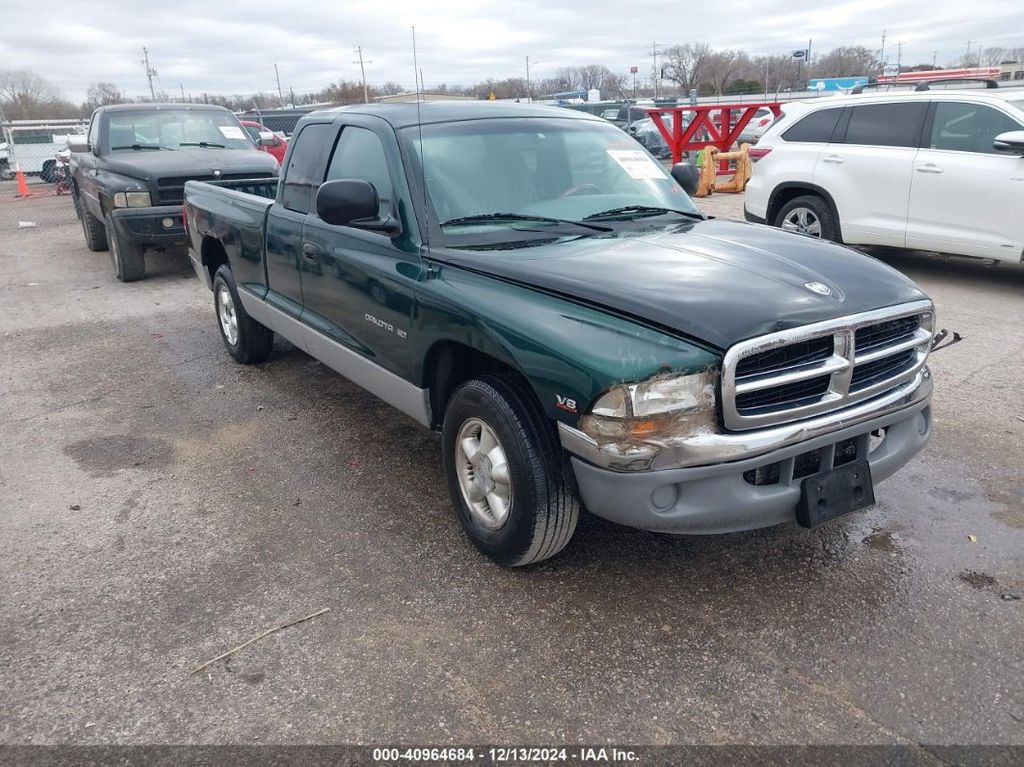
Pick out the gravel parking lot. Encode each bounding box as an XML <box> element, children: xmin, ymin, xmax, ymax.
<box><xmin>1</xmin><ymin>189</ymin><xmax>1022</xmax><ymax>747</ymax></box>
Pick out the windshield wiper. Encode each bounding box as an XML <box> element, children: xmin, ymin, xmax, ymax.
<box><xmin>110</xmin><ymin>143</ymin><xmax>173</xmax><ymax>151</ymax></box>
<box><xmin>583</xmin><ymin>205</ymin><xmax>704</xmax><ymax>222</ymax></box>
<box><xmin>440</xmin><ymin>212</ymin><xmax>611</xmax><ymax>233</ymax></box>
<box><xmin>179</xmin><ymin>141</ymin><xmax>228</xmax><ymax>148</ymax></box>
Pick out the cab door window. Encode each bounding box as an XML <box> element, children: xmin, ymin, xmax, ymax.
<box><xmin>325</xmin><ymin>126</ymin><xmax>393</xmax><ymax>212</ymax></box>
<box><xmin>929</xmin><ymin>102</ymin><xmax>1022</xmax><ymax>154</ymax></box>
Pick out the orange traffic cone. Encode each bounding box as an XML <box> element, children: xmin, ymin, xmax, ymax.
<box><xmin>15</xmin><ymin>165</ymin><xmax>31</xmax><ymax>198</ymax></box>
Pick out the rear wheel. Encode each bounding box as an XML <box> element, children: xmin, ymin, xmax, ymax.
<box><xmin>775</xmin><ymin>195</ymin><xmax>840</xmax><ymax>242</ymax></box>
<box><xmin>213</xmin><ymin>266</ymin><xmax>274</xmax><ymax>364</ymax></box>
<box><xmin>105</xmin><ymin>214</ymin><xmax>145</xmax><ymax>282</ymax></box>
<box><xmin>40</xmin><ymin>160</ymin><xmax>56</xmax><ymax>183</ymax></box>
<box><xmin>442</xmin><ymin>375</ymin><xmax>579</xmax><ymax>567</ymax></box>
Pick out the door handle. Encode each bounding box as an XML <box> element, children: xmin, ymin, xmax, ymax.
<box><xmin>301</xmin><ymin>242</ymin><xmax>321</xmax><ymax>261</ymax></box>
<box><xmin>916</xmin><ymin>164</ymin><xmax>943</xmax><ymax>174</ymax></box>
<box><xmin>821</xmin><ymin>155</ymin><xmax>844</xmax><ymax>164</ymax></box>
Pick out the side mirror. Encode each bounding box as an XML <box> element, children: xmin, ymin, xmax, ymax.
<box><xmin>671</xmin><ymin>162</ymin><xmax>699</xmax><ymax>196</ymax></box>
<box><xmin>993</xmin><ymin>130</ymin><xmax>1024</xmax><ymax>155</ymax></box>
<box><xmin>68</xmin><ymin>140</ymin><xmax>90</xmax><ymax>153</ymax></box>
<box><xmin>315</xmin><ymin>179</ymin><xmax>401</xmax><ymax>236</ymax></box>
<box><xmin>257</xmin><ymin>130</ymin><xmax>275</xmax><ymax>146</ymax></box>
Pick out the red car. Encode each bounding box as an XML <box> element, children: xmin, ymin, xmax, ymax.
<box><xmin>240</xmin><ymin>120</ymin><xmax>288</xmax><ymax>165</ymax></box>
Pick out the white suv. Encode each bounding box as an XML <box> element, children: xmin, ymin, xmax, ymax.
<box><xmin>744</xmin><ymin>88</ymin><xmax>1024</xmax><ymax>263</ymax></box>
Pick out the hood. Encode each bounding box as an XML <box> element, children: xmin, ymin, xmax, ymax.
<box><xmin>434</xmin><ymin>218</ymin><xmax>928</xmax><ymax>350</ymax></box>
<box><xmin>101</xmin><ymin>147</ymin><xmax>278</xmax><ymax>180</ymax></box>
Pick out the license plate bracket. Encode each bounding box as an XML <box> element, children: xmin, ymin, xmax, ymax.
<box><xmin>796</xmin><ymin>459</ymin><xmax>875</xmax><ymax>528</ymax></box>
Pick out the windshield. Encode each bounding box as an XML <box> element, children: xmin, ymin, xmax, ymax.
<box><xmin>106</xmin><ymin>109</ymin><xmax>253</xmax><ymax>151</ymax></box>
<box><xmin>401</xmin><ymin>117</ymin><xmax>699</xmax><ymax>243</ymax></box>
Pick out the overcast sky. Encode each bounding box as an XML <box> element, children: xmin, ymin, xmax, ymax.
<box><xmin>1</xmin><ymin>0</ymin><xmax>1021</xmax><ymax>102</ymax></box>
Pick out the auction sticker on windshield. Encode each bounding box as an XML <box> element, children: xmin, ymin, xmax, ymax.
<box><xmin>607</xmin><ymin>149</ymin><xmax>665</xmax><ymax>180</ymax></box>
<box><xmin>218</xmin><ymin>125</ymin><xmax>246</xmax><ymax>140</ymax></box>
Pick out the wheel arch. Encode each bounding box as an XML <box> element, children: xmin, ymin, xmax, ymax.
<box><xmin>200</xmin><ymin>235</ymin><xmax>229</xmax><ymax>289</ymax></box>
<box><xmin>767</xmin><ymin>182</ymin><xmax>844</xmax><ymax>243</ymax></box>
<box><xmin>422</xmin><ymin>339</ymin><xmax>543</xmax><ymax>431</ymax></box>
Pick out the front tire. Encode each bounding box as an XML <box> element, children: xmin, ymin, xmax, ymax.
<box><xmin>442</xmin><ymin>376</ymin><xmax>579</xmax><ymax>567</ymax></box>
<box><xmin>775</xmin><ymin>195</ymin><xmax>840</xmax><ymax>242</ymax></box>
<box><xmin>213</xmin><ymin>266</ymin><xmax>274</xmax><ymax>364</ymax></box>
<box><xmin>81</xmin><ymin>208</ymin><xmax>108</xmax><ymax>251</ymax></box>
<box><xmin>105</xmin><ymin>214</ymin><xmax>145</xmax><ymax>282</ymax></box>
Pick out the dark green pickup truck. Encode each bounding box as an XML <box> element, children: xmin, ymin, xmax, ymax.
<box><xmin>183</xmin><ymin>102</ymin><xmax>935</xmax><ymax>566</ymax></box>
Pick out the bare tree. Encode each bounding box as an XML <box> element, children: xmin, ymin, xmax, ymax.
<box><xmin>810</xmin><ymin>46</ymin><xmax>877</xmax><ymax>78</ymax></box>
<box><xmin>981</xmin><ymin>47</ymin><xmax>1008</xmax><ymax>66</ymax></box>
<box><xmin>701</xmin><ymin>50</ymin><xmax>749</xmax><ymax>95</ymax></box>
<box><xmin>0</xmin><ymin>69</ymin><xmax>63</xmax><ymax>119</ymax></box>
<box><xmin>85</xmin><ymin>82</ymin><xmax>125</xmax><ymax>110</ymax></box>
<box><xmin>661</xmin><ymin>43</ymin><xmax>712</xmax><ymax>92</ymax></box>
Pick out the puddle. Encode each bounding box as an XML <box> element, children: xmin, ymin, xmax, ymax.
<box><xmin>862</xmin><ymin>529</ymin><xmax>900</xmax><ymax>553</ymax></box>
<box><xmin>63</xmin><ymin>435</ymin><xmax>173</xmax><ymax>476</ymax></box>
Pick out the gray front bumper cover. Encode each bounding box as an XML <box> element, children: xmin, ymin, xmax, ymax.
<box><xmin>562</xmin><ymin>374</ymin><xmax>932</xmax><ymax>534</ymax></box>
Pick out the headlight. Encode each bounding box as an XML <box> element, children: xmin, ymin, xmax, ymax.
<box><xmin>580</xmin><ymin>371</ymin><xmax>717</xmax><ymax>442</ymax></box>
<box><xmin>113</xmin><ymin>191</ymin><xmax>152</xmax><ymax>208</ymax></box>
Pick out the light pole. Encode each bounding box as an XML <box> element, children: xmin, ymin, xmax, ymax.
<box><xmin>526</xmin><ymin>56</ymin><xmax>538</xmax><ymax>103</ymax></box>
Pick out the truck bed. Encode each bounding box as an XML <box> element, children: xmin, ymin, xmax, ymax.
<box><xmin>183</xmin><ymin>178</ymin><xmax>279</xmax><ymax>290</ymax></box>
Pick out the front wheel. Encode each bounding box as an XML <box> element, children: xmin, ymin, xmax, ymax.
<box><xmin>442</xmin><ymin>376</ymin><xmax>579</xmax><ymax>567</ymax></box>
<box><xmin>775</xmin><ymin>195</ymin><xmax>840</xmax><ymax>242</ymax></box>
<box><xmin>212</xmin><ymin>266</ymin><xmax>274</xmax><ymax>364</ymax></box>
<box><xmin>105</xmin><ymin>214</ymin><xmax>145</xmax><ymax>282</ymax></box>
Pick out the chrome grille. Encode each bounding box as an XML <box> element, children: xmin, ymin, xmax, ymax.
<box><xmin>722</xmin><ymin>301</ymin><xmax>933</xmax><ymax>431</ymax></box>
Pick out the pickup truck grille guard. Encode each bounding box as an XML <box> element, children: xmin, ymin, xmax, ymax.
<box><xmin>721</xmin><ymin>300</ymin><xmax>934</xmax><ymax>432</ymax></box>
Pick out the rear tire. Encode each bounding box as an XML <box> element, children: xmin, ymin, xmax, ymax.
<box><xmin>81</xmin><ymin>208</ymin><xmax>108</xmax><ymax>252</ymax></box>
<box><xmin>442</xmin><ymin>375</ymin><xmax>579</xmax><ymax>567</ymax></box>
<box><xmin>775</xmin><ymin>195</ymin><xmax>840</xmax><ymax>242</ymax></box>
<box><xmin>105</xmin><ymin>214</ymin><xmax>145</xmax><ymax>282</ymax></box>
<box><xmin>213</xmin><ymin>266</ymin><xmax>274</xmax><ymax>364</ymax></box>
<box><xmin>40</xmin><ymin>160</ymin><xmax>56</xmax><ymax>183</ymax></box>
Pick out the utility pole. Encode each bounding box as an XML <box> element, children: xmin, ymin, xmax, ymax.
<box><xmin>179</xmin><ymin>83</ymin><xmax>185</xmax><ymax>101</ymax></box>
<box><xmin>274</xmin><ymin>63</ymin><xmax>284</xmax><ymax>108</ymax></box>
<box><xmin>965</xmin><ymin>40</ymin><xmax>972</xmax><ymax>67</ymax></box>
<box><xmin>353</xmin><ymin>46</ymin><xmax>372</xmax><ymax>104</ymax></box>
<box><xmin>896</xmin><ymin>40</ymin><xmax>903</xmax><ymax>73</ymax></box>
<box><xmin>141</xmin><ymin>47</ymin><xmax>157</xmax><ymax>100</ymax></box>
<box><xmin>879</xmin><ymin>29</ymin><xmax>887</xmax><ymax>76</ymax></box>
<box><xmin>933</xmin><ymin>51</ymin><xmax>938</xmax><ymax>69</ymax></box>
<box><xmin>650</xmin><ymin>41</ymin><xmax>659</xmax><ymax>100</ymax></box>
<box><xmin>289</xmin><ymin>86</ymin><xmax>295</xmax><ymax>107</ymax></box>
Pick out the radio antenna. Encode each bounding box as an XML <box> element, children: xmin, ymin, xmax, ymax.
<box><xmin>412</xmin><ymin>25</ymin><xmax>429</xmax><ymax>250</ymax></box>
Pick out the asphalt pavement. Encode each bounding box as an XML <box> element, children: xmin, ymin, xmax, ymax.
<box><xmin>0</xmin><ymin>192</ymin><xmax>1021</xmax><ymax>747</ymax></box>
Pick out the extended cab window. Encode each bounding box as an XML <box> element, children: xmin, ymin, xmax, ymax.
<box><xmin>782</xmin><ymin>107</ymin><xmax>843</xmax><ymax>143</ymax></box>
<box><xmin>843</xmin><ymin>103</ymin><xmax>927</xmax><ymax>148</ymax></box>
<box><xmin>326</xmin><ymin>127</ymin><xmax>393</xmax><ymax>210</ymax></box>
<box><xmin>929</xmin><ymin>102</ymin><xmax>1022</xmax><ymax>154</ymax></box>
<box><xmin>281</xmin><ymin>123</ymin><xmax>332</xmax><ymax>213</ymax></box>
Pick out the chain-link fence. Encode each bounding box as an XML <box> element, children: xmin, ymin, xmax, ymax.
<box><xmin>1</xmin><ymin>120</ymin><xmax>85</xmax><ymax>235</ymax></box>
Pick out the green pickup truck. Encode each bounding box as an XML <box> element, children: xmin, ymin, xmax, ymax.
<box><xmin>183</xmin><ymin>102</ymin><xmax>935</xmax><ymax>566</ymax></box>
